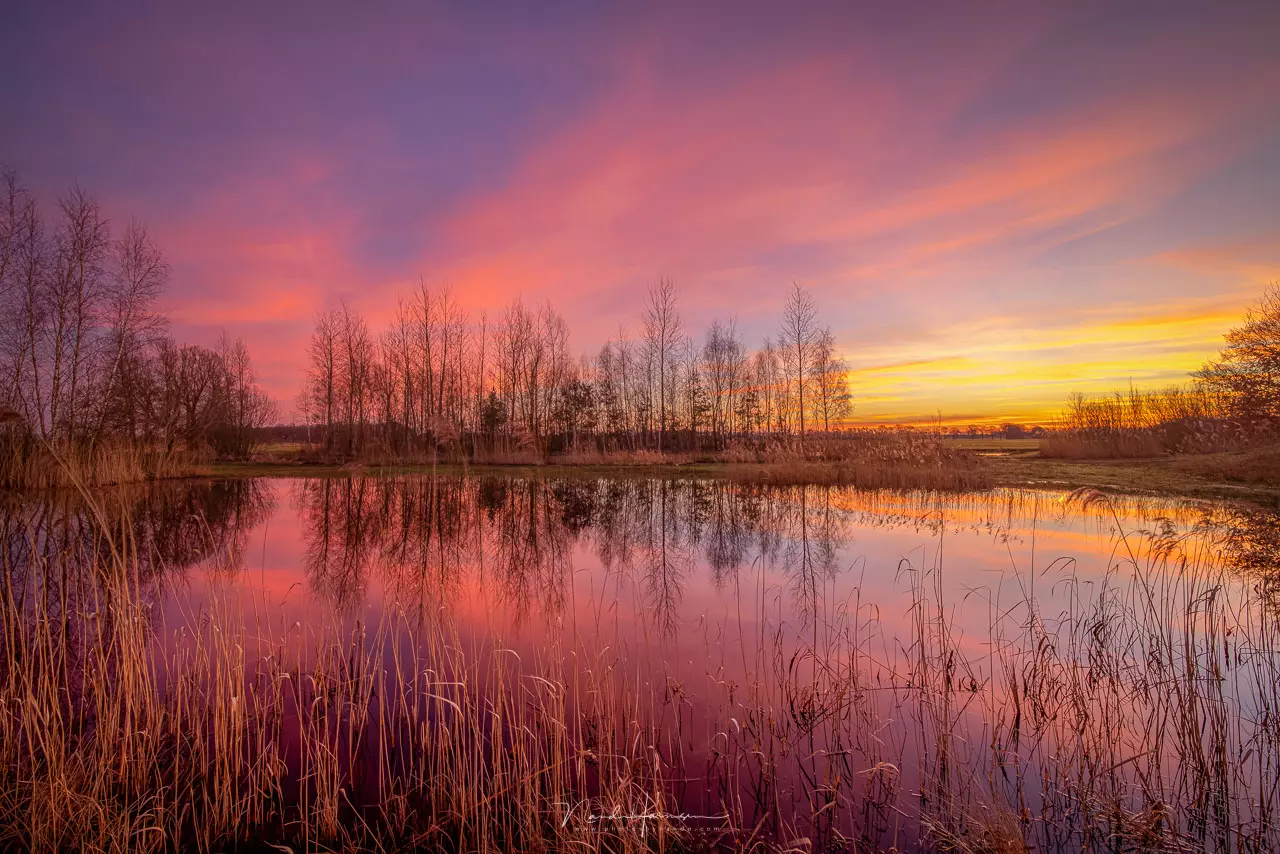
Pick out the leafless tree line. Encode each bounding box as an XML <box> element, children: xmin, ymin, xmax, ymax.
<box><xmin>300</xmin><ymin>277</ymin><xmax>854</xmax><ymax>458</ymax></box>
<box><xmin>0</xmin><ymin>168</ymin><xmax>274</xmax><ymax>459</ymax></box>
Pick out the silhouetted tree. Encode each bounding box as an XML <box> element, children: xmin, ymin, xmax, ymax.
<box><xmin>779</xmin><ymin>283</ymin><xmax>819</xmax><ymax>441</ymax></box>
<box><xmin>1196</xmin><ymin>283</ymin><xmax>1280</xmax><ymax>418</ymax></box>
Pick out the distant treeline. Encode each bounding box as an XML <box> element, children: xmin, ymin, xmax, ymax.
<box><xmin>0</xmin><ymin>168</ymin><xmax>274</xmax><ymax>485</ymax></box>
<box><xmin>1047</xmin><ymin>285</ymin><xmax>1280</xmax><ymax>459</ymax></box>
<box><xmin>298</xmin><ymin>278</ymin><xmax>854</xmax><ymax>460</ymax></box>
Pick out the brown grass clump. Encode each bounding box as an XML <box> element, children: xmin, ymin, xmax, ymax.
<box><xmin>1042</xmin><ymin>384</ymin><xmax>1280</xmax><ymax>459</ymax></box>
<box><xmin>924</xmin><ymin>799</ymin><xmax>1028</xmax><ymax>854</ymax></box>
<box><xmin>551</xmin><ymin>447</ymin><xmax>690</xmax><ymax>466</ymax></box>
<box><xmin>0</xmin><ymin>436</ymin><xmax>207</xmax><ymax>489</ymax></box>
<box><xmin>715</xmin><ymin>431</ymin><xmax>991</xmax><ymax>489</ymax></box>
<box><xmin>1039</xmin><ymin>429</ymin><xmax>1165</xmax><ymax>460</ymax></box>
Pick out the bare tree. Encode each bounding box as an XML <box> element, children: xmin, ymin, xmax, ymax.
<box><xmin>643</xmin><ymin>278</ymin><xmax>683</xmax><ymax>451</ymax></box>
<box><xmin>0</xmin><ymin>170</ymin><xmax>44</xmax><ymax>423</ymax></box>
<box><xmin>287</xmin><ymin>267</ymin><xmax>850</xmax><ymax>459</ymax></box>
<box><xmin>338</xmin><ymin>302</ymin><xmax>372</xmax><ymax>455</ymax></box>
<box><xmin>216</xmin><ymin>332</ymin><xmax>276</xmax><ymax>456</ymax></box>
<box><xmin>96</xmin><ymin>220</ymin><xmax>168</xmax><ymax>439</ymax></box>
<box><xmin>754</xmin><ymin>339</ymin><xmax>782</xmax><ymax>435</ymax></box>
<box><xmin>305</xmin><ymin>308</ymin><xmax>341</xmax><ymax>451</ymax></box>
<box><xmin>703</xmin><ymin>318</ymin><xmax>746</xmax><ymax>444</ymax></box>
<box><xmin>778</xmin><ymin>283</ymin><xmax>819</xmax><ymax>441</ymax></box>
<box><xmin>0</xmin><ymin>170</ymin><xmax>276</xmax><ymax>475</ymax></box>
<box><xmin>52</xmin><ymin>186</ymin><xmax>112</xmax><ymax>443</ymax></box>
<box><xmin>809</xmin><ymin>327</ymin><xmax>853</xmax><ymax>432</ymax></box>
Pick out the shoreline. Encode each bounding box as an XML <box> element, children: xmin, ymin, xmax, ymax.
<box><xmin>201</xmin><ymin>454</ymin><xmax>1280</xmax><ymax>506</ymax></box>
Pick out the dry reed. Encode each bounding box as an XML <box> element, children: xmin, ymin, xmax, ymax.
<box><xmin>0</xmin><ymin>436</ymin><xmax>207</xmax><ymax>490</ymax></box>
<box><xmin>1</xmin><ymin>474</ymin><xmax>1277</xmax><ymax>852</ymax></box>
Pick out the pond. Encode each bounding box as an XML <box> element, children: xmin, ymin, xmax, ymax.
<box><xmin>3</xmin><ymin>474</ymin><xmax>1279</xmax><ymax>852</ymax></box>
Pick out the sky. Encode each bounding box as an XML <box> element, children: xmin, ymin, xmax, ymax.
<box><xmin>3</xmin><ymin>1</ymin><xmax>1279</xmax><ymax>425</ymax></box>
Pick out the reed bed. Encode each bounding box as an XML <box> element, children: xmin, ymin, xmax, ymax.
<box><xmin>0</xmin><ymin>520</ymin><xmax>680</xmax><ymax>851</ymax></box>
<box><xmin>714</xmin><ymin>433</ymin><xmax>990</xmax><ymax>489</ymax></box>
<box><xmin>1</xmin><ymin>476</ymin><xmax>1278</xmax><ymax>852</ymax></box>
<box><xmin>0</xmin><ymin>437</ymin><xmax>206</xmax><ymax>490</ymax></box>
<box><xmin>1042</xmin><ymin>385</ymin><xmax>1279</xmax><ymax>460</ymax></box>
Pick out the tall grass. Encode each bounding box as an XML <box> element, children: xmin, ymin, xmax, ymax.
<box><xmin>715</xmin><ymin>432</ymin><xmax>990</xmax><ymax>489</ymax></box>
<box><xmin>1173</xmin><ymin>444</ymin><xmax>1280</xmax><ymax>489</ymax></box>
<box><xmin>0</xmin><ymin>504</ymin><xmax>681</xmax><ymax>851</ymax></box>
<box><xmin>2</xmin><ymin>474</ymin><xmax>1278</xmax><ymax>851</ymax></box>
<box><xmin>0</xmin><ymin>435</ymin><xmax>206</xmax><ymax>490</ymax></box>
<box><xmin>1042</xmin><ymin>384</ymin><xmax>1278</xmax><ymax>459</ymax></box>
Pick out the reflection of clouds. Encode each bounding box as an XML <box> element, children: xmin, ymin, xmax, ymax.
<box><xmin>277</xmin><ymin>476</ymin><xmax>1268</xmax><ymax>634</ymax></box>
<box><xmin>12</xmin><ymin>475</ymin><xmax>1267</xmax><ymax>639</ymax></box>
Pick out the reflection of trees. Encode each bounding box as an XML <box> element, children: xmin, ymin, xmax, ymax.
<box><xmin>701</xmin><ymin>481</ymin><xmax>753</xmax><ymax>583</ymax></box>
<box><xmin>293</xmin><ymin>477</ymin><xmax>382</xmax><ymax>609</ymax></box>
<box><xmin>378</xmin><ymin>476</ymin><xmax>475</xmax><ymax>610</ymax></box>
<box><xmin>1</xmin><ymin>478</ymin><xmax>273</xmax><ymax>594</ymax></box>
<box><xmin>290</xmin><ymin>476</ymin><xmax>1280</xmax><ymax>638</ymax></box>
<box><xmin>134</xmin><ymin>479</ymin><xmax>275</xmax><ymax>575</ymax></box>
<box><xmin>782</xmin><ymin>486</ymin><xmax>844</xmax><ymax>625</ymax></box>
<box><xmin>642</xmin><ymin>481</ymin><xmax>691</xmax><ymax>634</ymax></box>
<box><xmin>292</xmin><ymin>475</ymin><xmax>577</xmax><ymax>621</ymax></box>
<box><xmin>1214</xmin><ymin>506</ymin><xmax>1280</xmax><ymax>579</ymax></box>
<box><xmin>0</xmin><ymin>479</ymin><xmax>274</xmax><ymax>690</ymax></box>
<box><xmin>21</xmin><ymin>477</ymin><xmax>1242</xmax><ymax>644</ymax></box>
<box><xmin>285</xmin><ymin>476</ymin><xmax>861</xmax><ymax>631</ymax></box>
<box><xmin>490</xmin><ymin>478</ymin><xmax>572</xmax><ymax>619</ymax></box>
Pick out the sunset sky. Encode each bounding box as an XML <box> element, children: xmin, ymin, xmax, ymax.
<box><xmin>3</xmin><ymin>2</ymin><xmax>1278</xmax><ymax>425</ymax></box>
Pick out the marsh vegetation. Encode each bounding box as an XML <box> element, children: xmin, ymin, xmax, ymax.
<box><xmin>3</xmin><ymin>474</ymin><xmax>1279</xmax><ymax>852</ymax></box>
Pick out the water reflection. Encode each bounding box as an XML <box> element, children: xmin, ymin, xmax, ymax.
<box><xmin>4</xmin><ymin>475</ymin><xmax>1279</xmax><ymax>852</ymax></box>
<box><xmin>289</xmin><ymin>476</ymin><xmax>867</xmax><ymax>630</ymax></box>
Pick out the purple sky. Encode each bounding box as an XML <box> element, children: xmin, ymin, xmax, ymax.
<box><xmin>4</xmin><ymin>1</ymin><xmax>1279</xmax><ymax>422</ymax></box>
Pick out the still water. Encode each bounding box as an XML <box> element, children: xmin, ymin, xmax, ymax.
<box><xmin>6</xmin><ymin>474</ymin><xmax>1280</xmax><ymax>851</ymax></box>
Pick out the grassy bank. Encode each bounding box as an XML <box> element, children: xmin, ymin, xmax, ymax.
<box><xmin>208</xmin><ymin>450</ymin><xmax>1280</xmax><ymax>505</ymax></box>
<box><xmin>212</xmin><ymin>433</ymin><xmax>993</xmax><ymax>492</ymax></box>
